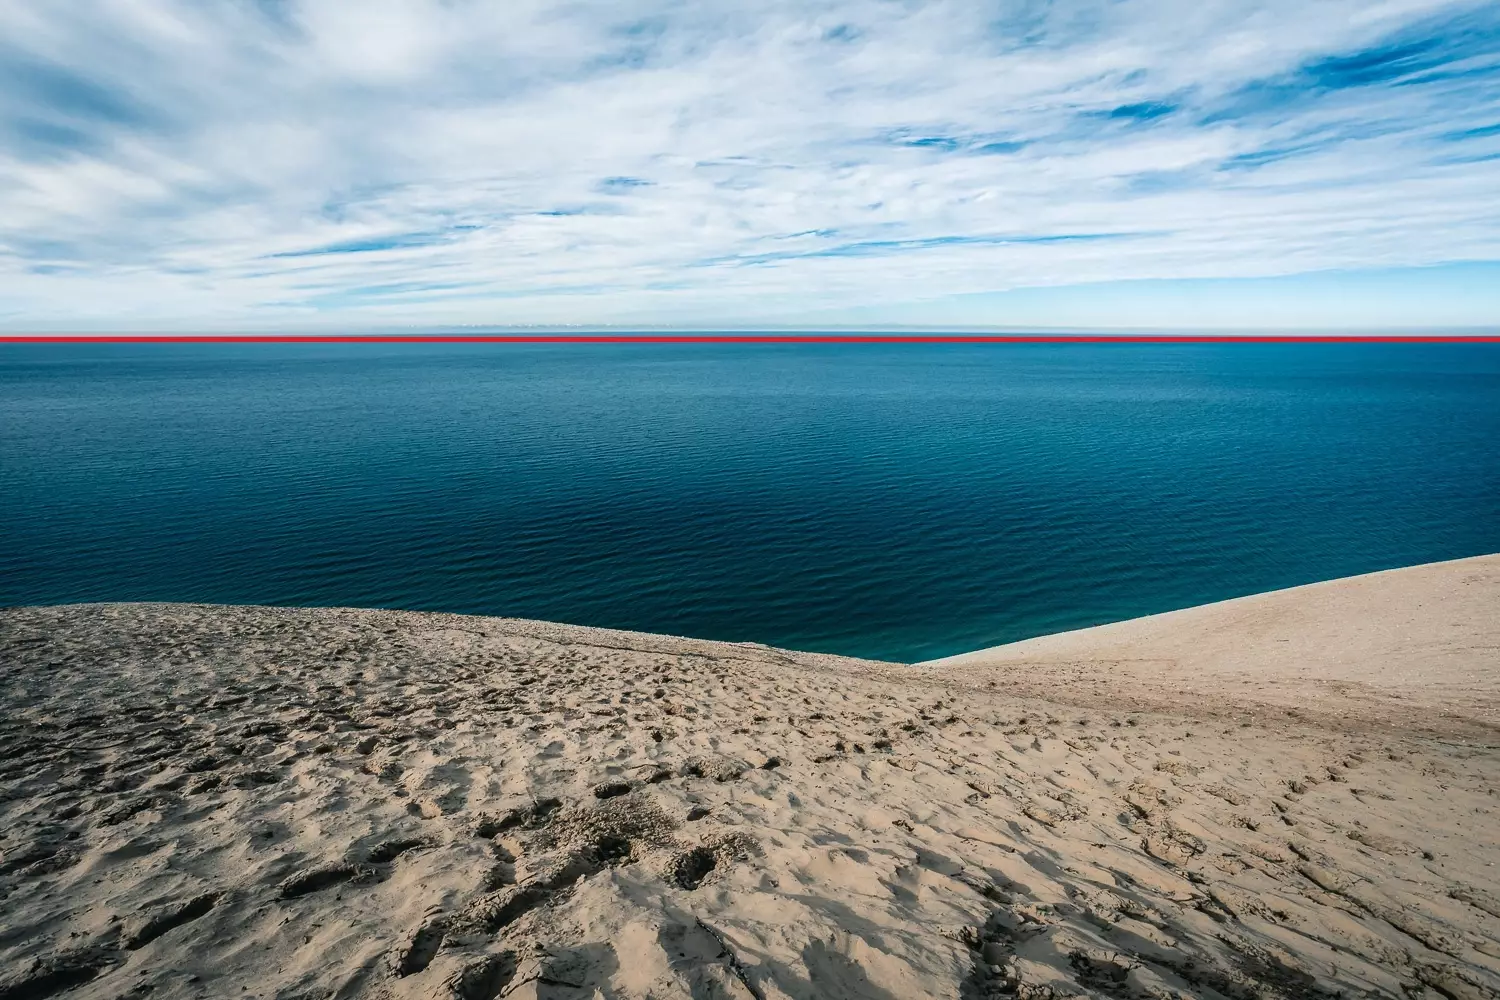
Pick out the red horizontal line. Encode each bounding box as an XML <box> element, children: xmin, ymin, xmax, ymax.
<box><xmin>1</xmin><ymin>334</ymin><xmax>1498</xmax><ymax>344</ymax></box>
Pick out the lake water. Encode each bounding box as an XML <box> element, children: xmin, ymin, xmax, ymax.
<box><xmin>2</xmin><ymin>341</ymin><xmax>1497</xmax><ymax>662</ymax></box>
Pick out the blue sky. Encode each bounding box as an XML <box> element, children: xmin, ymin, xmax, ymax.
<box><xmin>2</xmin><ymin>1</ymin><xmax>1498</xmax><ymax>331</ymax></box>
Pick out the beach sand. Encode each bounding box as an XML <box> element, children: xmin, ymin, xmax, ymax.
<box><xmin>922</xmin><ymin>554</ymin><xmax>1500</xmax><ymax>742</ymax></box>
<box><xmin>1</xmin><ymin>555</ymin><xmax>1496</xmax><ymax>999</ymax></box>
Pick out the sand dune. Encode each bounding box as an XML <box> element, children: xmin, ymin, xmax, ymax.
<box><xmin>1</xmin><ymin>557</ymin><xmax>1497</xmax><ymax>1000</ymax></box>
<box><xmin>922</xmin><ymin>554</ymin><xmax>1500</xmax><ymax>740</ymax></box>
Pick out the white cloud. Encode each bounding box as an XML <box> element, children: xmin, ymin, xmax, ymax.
<box><xmin>0</xmin><ymin>0</ymin><xmax>1497</xmax><ymax>328</ymax></box>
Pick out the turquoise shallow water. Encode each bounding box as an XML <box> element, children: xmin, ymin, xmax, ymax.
<box><xmin>1</xmin><ymin>341</ymin><xmax>1497</xmax><ymax>662</ymax></box>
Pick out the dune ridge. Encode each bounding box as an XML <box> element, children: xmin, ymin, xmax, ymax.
<box><xmin>1</xmin><ymin>556</ymin><xmax>1497</xmax><ymax>1000</ymax></box>
<box><xmin>922</xmin><ymin>554</ymin><xmax>1500</xmax><ymax>741</ymax></box>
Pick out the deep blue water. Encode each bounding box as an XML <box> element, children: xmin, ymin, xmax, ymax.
<box><xmin>1</xmin><ymin>341</ymin><xmax>1497</xmax><ymax>662</ymax></box>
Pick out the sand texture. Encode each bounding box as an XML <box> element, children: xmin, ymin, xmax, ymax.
<box><xmin>922</xmin><ymin>554</ymin><xmax>1500</xmax><ymax>741</ymax></box>
<box><xmin>1</xmin><ymin>562</ymin><xmax>1497</xmax><ymax>1000</ymax></box>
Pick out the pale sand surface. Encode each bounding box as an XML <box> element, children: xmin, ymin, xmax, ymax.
<box><xmin>922</xmin><ymin>554</ymin><xmax>1500</xmax><ymax>741</ymax></box>
<box><xmin>0</xmin><ymin>560</ymin><xmax>1496</xmax><ymax>1000</ymax></box>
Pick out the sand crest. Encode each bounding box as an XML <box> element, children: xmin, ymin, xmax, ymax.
<box><xmin>1</xmin><ymin>557</ymin><xmax>1497</xmax><ymax>999</ymax></box>
<box><xmin>922</xmin><ymin>554</ymin><xmax>1500</xmax><ymax>741</ymax></box>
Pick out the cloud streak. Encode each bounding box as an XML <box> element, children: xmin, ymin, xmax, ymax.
<box><xmin>0</xmin><ymin>0</ymin><xmax>1497</xmax><ymax>328</ymax></box>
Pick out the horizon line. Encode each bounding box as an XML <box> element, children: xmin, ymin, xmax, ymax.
<box><xmin>4</xmin><ymin>333</ymin><xmax>1500</xmax><ymax>345</ymax></box>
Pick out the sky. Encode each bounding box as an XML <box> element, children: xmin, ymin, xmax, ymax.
<box><xmin>2</xmin><ymin>0</ymin><xmax>1499</xmax><ymax>332</ymax></box>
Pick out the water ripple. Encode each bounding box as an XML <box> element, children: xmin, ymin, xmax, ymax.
<box><xmin>1</xmin><ymin>342</ymin><xmax>1497</xmax><ymax>661</ymax></box>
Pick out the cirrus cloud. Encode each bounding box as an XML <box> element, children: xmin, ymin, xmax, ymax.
<box><xmin>1</xmin><ymin>0</ymin><xmax>1498</xmax><ymax>328</ymax></box>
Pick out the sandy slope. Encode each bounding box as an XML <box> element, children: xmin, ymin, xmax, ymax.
<box><xmin>921</xmin><ymin>554</ymin><xmax>1500</xmax><ymax>741</ymax></box>
<box><xmin>0</xmin><ymin>562</ymin><xmax>1497</xmax><ymax>1000</ymax></box>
